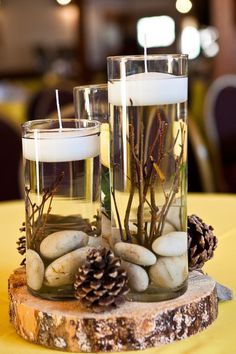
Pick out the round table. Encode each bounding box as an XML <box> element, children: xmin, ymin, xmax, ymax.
<box><xmin>0</xmin><ymin>194</ymin><xmax>235</xmax><ymax>354</ymax></box>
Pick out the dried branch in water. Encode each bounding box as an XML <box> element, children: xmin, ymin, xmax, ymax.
<box><xmin>111</xmin><ymin>187</ymin><xmax>125</xmax><ymax>241</ymax></box>
<box><xmin>124</xmin><ymin>121</ymin><xmax>136</xmax><ymax>243</ymax></box>
<box><xmin>113</xmin><ymin>104</ymin><xmax>186</xmax><ymax>247</ymax></box>
<box><xmin>25</xmin><ymin>171</ymin><xmax>64</xmax><ymax>251</ymax></box>
<box><xmin>155</xmin><ymin>123</ymin><xmax>186</xmax><ymax>240</ymax></box>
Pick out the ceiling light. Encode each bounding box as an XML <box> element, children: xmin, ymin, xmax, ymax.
<box><xmin>200</xmin><ymin>27</ymin><xmax>219</xmax><ymax>58</ymax></box>
<box><xmin>137</xmin><ymin>16</ymin><xmax>175</xmax><ymax>48</ymax></box>
<box><xmin>56</xmin><ymin>0</ymin><xmax>72</xmax><ymax>6</ymax></box>
<box><xmin>176</xmin><ymin>0</ymin><xmax>192</xmax><ymax>14</ymax></box>
<box><xmin>181</xmin><ymin>26</ymin><xmax>200</xmax><ymax>59</ymax></box>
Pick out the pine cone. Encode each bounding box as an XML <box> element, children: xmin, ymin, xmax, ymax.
<box><xmin>188</xmin><ymin>214</ymin><xmax>218</xmax><ymax>270</ymax></box>
<box><xmin>74</xmin><ymin>247</ymin><xmax>129</xmax><ymax>313</ymax></box>
<box><xmin>17</xmin><ymin>223</ymin><xmax>26</xmax><ymax>266</ymax></box>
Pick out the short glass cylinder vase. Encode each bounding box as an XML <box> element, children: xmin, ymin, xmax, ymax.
<box><xmin>22</xmin><ymin>118</ymin><xmax>101</xmax><ymax>300</ymax></box>
<box><xmin>107</xmin><ymin>54</ymin><xmax>188</xmax><ymax>301</ymax></box>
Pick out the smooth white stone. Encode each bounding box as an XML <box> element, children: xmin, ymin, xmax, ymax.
<box><xmin>162</xmin><ymin>222</ymin><xmax>177</xmax><ymax>234</ymax></box>
<box><xmin>114</xmin><ymin>242</ymin><xmax>156</xmax><ymax>266</ymax></box>
<box><xmin>152</xmin><ymin>231</ymin><xmax>187</xmax><ymax>256</ymax></box>
<box><xmin>149</xmin><ymin>254</ymin><xmax>188</xmax><ymax>289</ymax></box>
<box><xmin>121</xmin><ymin>260</ymin><xmax>149</xmax><ymax>292</ymax></box>
<box><xmin>40</xmin><ymin>230</ymin><xmax>89</xmax><ymax>260</ymax></box>
<box><xmin>44</xmin><ymin>246</ymin><xmax>93</xmax><ymax>287</ymax></box>
<box><xmin>128</xmin><ymin>222</ymin><xmax>138</xmax><ymax>233</ymax></box>
<box><xmin>166</xmin><ymin>200</ymin><xmax>183</xmax><ymax>230</ymax></box>
<box><xmin>26</xmin><ymin>249</ymin><xmax>45</xmax><ymax>291</ymax></box>
<box><xmin>88</xmin><ymin>235</ymin><xmax>102</xmax><ymax>247</ymax></box>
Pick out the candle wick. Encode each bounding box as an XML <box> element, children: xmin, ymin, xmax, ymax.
<box><xmin>144</xmin><ymin>33</ymin><xmax>148</xmax><ymax>73</ymax></box>
<box><xmin>55</xmin><ymin>89</ymin><xmax>63</xmax><ymax>130</ymax></box>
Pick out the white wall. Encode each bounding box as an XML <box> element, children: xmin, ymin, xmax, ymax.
<box><xmin>0</xmin><ymin>0</ymin><xmax>79</xmax><ymax>73</ymax></box>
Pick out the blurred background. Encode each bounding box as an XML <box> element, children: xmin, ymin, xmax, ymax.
<box><xmin>0</xmin><ymin>0</ymin><xmax>236</xmax><ymax>200</ymax></box>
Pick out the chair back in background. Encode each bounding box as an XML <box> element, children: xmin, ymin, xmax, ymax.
<box><xmin>27</xmin><ymin>88</ymin><xmax>73</xmax><ymax>120</ymax></box>
<box><xmin>0</xmin><ymin>117</ymin><xmax>23</xmax><ymax>200</ymax></box>
<box><xmin>188</xmin><ymin>117</ymin><xmax>215</xmax><ymax>192</ymax></box>
<box><xmin>204</xmin><ymin>75</ymin><xmax>236</xmax><ymax>192</ymax></box>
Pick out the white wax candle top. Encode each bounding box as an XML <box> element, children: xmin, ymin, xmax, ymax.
<box><xmin>22</xmin><ymin>130</ymin><xmax>100</xmax><ymax>162</ymax></box>
<box><xmin>108</xmin><ymin>72</ymin><xmax>188</xmax><ymax>106</ymax></box>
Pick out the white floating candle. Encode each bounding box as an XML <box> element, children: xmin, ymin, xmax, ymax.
<box><xmin>22</xmin><ymin>129</ymin><xmax>100</xmax><ymax>162</ymax></box>
<box><xmin>108</xmin><ymin>72</ymin><xmax>188</xmax><ymax>106</ymax></box>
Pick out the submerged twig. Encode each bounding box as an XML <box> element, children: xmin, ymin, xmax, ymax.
<box><xmin>124</xmin><ymin>121</ymin><xmax>136</xmax><ymax>242</ymax></box>
<box><xmin>25</xmin><ymin>171</ymin><xmax>64</xmax><ymax>251</ymax></box>
<box><xmin>111</xmin><ymin>187</ymin><xmax>125</xmax><ymax>241</ymax></box>
<box><xmin>112</xmin><ymin>103</ymin><xmax>186</xmax><ymax>247</ymax></box>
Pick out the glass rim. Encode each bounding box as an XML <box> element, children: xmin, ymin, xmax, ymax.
<box><xmin>73</xmin><ymin>83</ymin><xmax>107</xmax><ymax>91</ymax></box>
<box><xmin>22</xmin><ymin>118</ymin><xmax>100</xmax><ymax>133</ymax></box>
<box><xmin>107</xmin><ymin>54</ymin><xmax>188</xmax><ymax>61</ymax></box>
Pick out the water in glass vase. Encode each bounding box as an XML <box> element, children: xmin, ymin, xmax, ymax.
<box><xmin>109</xmin><ymin>75</ymin><xmax>188</xmax><ymax>301</ymax></box>
<box><xmin>22</xmin><ymin>126</ymin><xmax>101</xmax><ymax>299</ymax></box>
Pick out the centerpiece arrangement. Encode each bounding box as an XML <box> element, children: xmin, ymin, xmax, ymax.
<box><xmin>8</xmin><ymin>54</ymin><xmax>232</xmax><ymax>352</ymax></box>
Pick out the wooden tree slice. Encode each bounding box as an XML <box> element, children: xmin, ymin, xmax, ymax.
<box><xmin>8</xmin><ymin>268</ymin><xmax>218</xmax><ymax>352</ymax></box>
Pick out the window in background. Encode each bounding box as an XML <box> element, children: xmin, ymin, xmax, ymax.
<box><xmin>180</xmin><ymin>17</ymin><xmax>200</xmax><ymax>60</ymax></box>
<box><xmin>137</xmin><ymin>16</ymin><xmax>175</xmax><ymax>48</ymax></box>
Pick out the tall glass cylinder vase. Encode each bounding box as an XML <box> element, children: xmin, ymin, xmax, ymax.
<box><xmin>107</xmin><ymin>54</ymin><xmax>188</xmax><ymax>301</ymax></box>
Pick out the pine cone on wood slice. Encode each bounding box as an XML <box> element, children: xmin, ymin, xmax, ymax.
<box><xmin>74</xmin><ymin>247</ymin><xmax>129</xmax><ymax>313</ymax></box>
<box><xmin>188</xmin><ymin>214</ymin><xmax>218</xmax><ymax>271</ymax></box>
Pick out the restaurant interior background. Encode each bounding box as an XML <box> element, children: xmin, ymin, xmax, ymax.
<box><xmin>0</xmin><ymin>0</ymin><xmax>236</xmax><ymax>201</ymax></box>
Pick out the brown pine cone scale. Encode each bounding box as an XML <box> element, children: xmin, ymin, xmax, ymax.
<box><xmin>74</xmin><ymin>247</ymin><xmax>129</xmax><ymax>313</ymax></box>
<box><xmin>188</xmin><ymin>214</ymin><xmax>218</xmax><ymax>270</ymax></box>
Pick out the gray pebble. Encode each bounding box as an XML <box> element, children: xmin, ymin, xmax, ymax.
<box><xmin>149</xmin><ymin>254</ymin><xmax>188</xmax><ymax>289</ymax></box>
<box><xmin>166</xmin><ymin>202</ymin><xmax>182</xmax><ymax>230</ymax></box>
<box><xmin>26</xmin><ymin>249</ymin><xmax>44</xmax><ymax>291</ymax></box>
<box><xmin>152</xmin><ymin>231</ymin><xmax>187</xmax><ymax>256</ymax></box>
<box><xmin>88</xmin><ymin>235</ymin><xmax>102</xmax><ymax>247</ymax></box>
<box><xmin>40</xmin><ymin>230</ymin><xmax>88</xmax><ymax>260</ymax></box>
<box><xmin>44</xmin><ymin>246</ymin><xmax>93</xmax><ymax>287</ymax></box>
<box><xmin>121</xmin><ymin>260</ymin><xmax>149</xmax><ymax>292</ymax></box>
<box><xmin>114</xmin><ymin>242</ymin><xmax>156</xmax><ymax>266</ymax></box>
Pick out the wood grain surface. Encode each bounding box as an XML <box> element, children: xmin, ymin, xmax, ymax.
<box><xmin>8</xmin><ymin>268</ymin><xmax>218</xmax><ymax>352</ymax></box>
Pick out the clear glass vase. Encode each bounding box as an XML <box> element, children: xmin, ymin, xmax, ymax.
<box><xmin>107</xmin><ymin>54</ymin><xmax>188</xmax><ymax>301</ymax></box>
<box><xmin>22</xmin><ymin>118</ymin><xmax>101</xmax><ymax>299</ymax></box>
<box><xmin>73</xmin><ymin>84</ymin><xmax>111</xmax><ymax>220</ymax></box>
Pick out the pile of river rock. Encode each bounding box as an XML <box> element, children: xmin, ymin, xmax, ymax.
<box><xmin>114</xmin><ymin>231</ymin><xmax>188</xmax><ymax>292</ymax></box>
<box><xmin>26</xmin><ymin>226</ymin><xmax>188</xmax><ymax>294</ymax></box>
<box><xmin>26</xmin><ymin>230</ymin><xmax>101</xmax><ymax>292</ymax></box>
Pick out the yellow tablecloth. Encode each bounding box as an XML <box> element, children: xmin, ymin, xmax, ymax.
<box><xmin>0</xmin><ymin>194</ymin><xmax>235</xmax><ymax>354</ymax></box>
